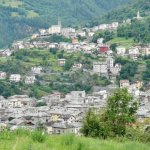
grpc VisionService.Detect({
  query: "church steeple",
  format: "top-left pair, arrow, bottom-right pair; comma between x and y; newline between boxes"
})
133,11 -> 143,20
137,11 -> 140,19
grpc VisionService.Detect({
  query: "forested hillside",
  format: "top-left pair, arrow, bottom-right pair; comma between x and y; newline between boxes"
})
117,18 -> 150,43
0,0 -> 131,48
93,0 -> 150,24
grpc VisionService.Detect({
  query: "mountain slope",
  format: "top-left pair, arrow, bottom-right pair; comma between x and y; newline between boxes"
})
0,0 -> 131,48
93,0 -> 150,24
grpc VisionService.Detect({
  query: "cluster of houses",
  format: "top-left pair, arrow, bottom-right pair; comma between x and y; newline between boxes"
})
0,49 -> 13,57
91,22 -> 119,32
0,72 -> 36,84
3,38 -> 149,63
11,40 -> 98,53
116,46 -> 150,60
31,20 -> 118,39
0,86 -> 149,134
0,90 -> 108,134
0,66 -> 43,84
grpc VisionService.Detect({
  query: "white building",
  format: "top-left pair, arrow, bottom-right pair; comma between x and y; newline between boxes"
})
93,62 -> 108,75
48,43 -> 58,48
49,25 -> 61,34
76,30 -> 86,37
88,32 -> 95,37
116,47 -> 126,56
0,49 -> 12,56
10,74 -> 21,82
31,66 -> 42,74
0,71 -> 6,79
141,46 -> 150,56
110,64 -> 121,76
25,76 -> 36,84
97,38 -> 104,44
57,59 -> 66,66
59,42 -> 73,50
39,29 -> 47,35
72,63 -> 82,70
128,47 -> 140,60
111,22 -> 119,29
48,20 -> 62,34
107,57 -> 114,68
61,28 -> 75,36
99,24 -> 108,30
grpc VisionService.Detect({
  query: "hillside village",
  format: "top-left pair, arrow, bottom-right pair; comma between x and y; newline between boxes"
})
0,12 -> 150,135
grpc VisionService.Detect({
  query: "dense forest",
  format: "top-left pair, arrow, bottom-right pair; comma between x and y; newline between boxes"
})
0,0 -> 131,48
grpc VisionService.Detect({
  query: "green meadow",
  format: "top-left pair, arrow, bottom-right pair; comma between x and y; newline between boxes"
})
0,130 -> 150,150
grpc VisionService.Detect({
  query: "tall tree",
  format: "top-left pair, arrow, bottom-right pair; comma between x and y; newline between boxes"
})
82,88 -> 138,138
106,88 -> 138,136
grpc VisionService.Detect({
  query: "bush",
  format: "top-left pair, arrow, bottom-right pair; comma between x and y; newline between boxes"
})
31,131 -> 46,143
125,128 -> 150,143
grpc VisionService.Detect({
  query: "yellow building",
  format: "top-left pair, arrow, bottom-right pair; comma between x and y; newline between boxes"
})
72,38 -> 79,44
51,114 -> 61,122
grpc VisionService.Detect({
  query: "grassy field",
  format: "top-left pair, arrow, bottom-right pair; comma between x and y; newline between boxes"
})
0,130 -> 150,150
107,37 -> 135,49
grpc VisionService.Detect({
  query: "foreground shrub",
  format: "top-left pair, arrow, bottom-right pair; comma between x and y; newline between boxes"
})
31,130 -> 46,143
125,128 -> 150,143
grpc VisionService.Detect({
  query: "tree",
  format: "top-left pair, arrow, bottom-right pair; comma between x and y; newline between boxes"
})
82,109 -> 101,137
110,43 -> 117,52
105,88 -> 138,136
82,88 -> 138,138
49,48 -> 58,55
92,31 -> 115,43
